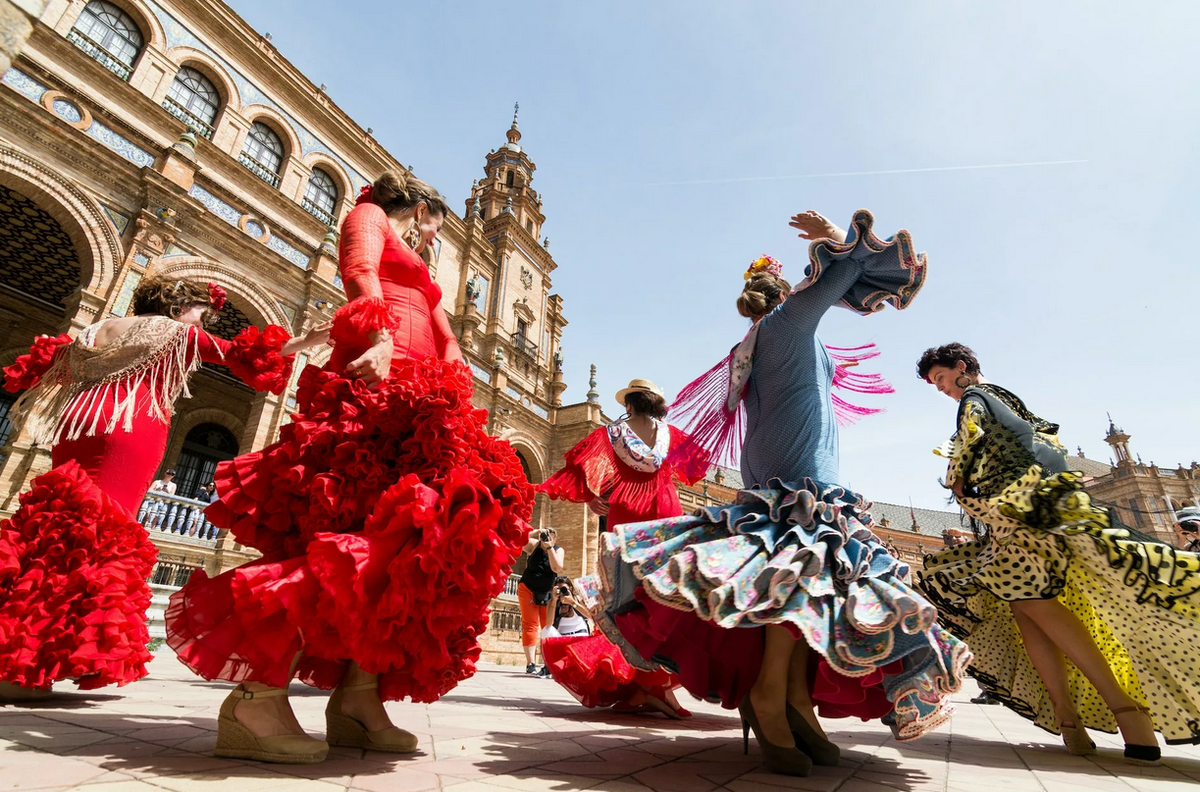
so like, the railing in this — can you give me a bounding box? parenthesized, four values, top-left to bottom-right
(161, 96, 215, 139)
(66, 29, 133, 81)
(302, 196, 335, 226)
(510, 332, 538, 359)
(150, 560, 200, 588)
(238, 152, 281, 188)
(498, 573, 521, 600)
(137, 490, 218, 541)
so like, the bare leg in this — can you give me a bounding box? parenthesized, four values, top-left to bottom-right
(749, 626, 798, 747)
(523, 644, 537, 665)
(338, 661, 395, 732)
(1009, 603, 1076, 726)
(1010, 599, 1157, 745)
(786, 645, 827, 739)
(232, 653, 307, 737)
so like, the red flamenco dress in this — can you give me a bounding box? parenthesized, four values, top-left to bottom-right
(166, 201, 535, 703)
(538, 419, 707, 710)
(0, 317, 293, 690)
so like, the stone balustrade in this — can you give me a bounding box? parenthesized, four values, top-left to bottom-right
(137, 490, 217, 541)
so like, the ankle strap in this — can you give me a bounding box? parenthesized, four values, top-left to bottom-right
(340, 682, 379, 693)
(1111, 705, 1149, 715)
(232, 685, 290, 700)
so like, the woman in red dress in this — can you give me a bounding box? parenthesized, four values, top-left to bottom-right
(539, 379, 708, 717)
(166, 172, 535, 765)
(0, 277, 309, 701)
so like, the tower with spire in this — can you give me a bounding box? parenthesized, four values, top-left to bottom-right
(464, 103, 546, 240)
(1105, 413, 1134, 467)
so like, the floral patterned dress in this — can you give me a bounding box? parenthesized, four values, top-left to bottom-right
(918, 384, 1200, 745)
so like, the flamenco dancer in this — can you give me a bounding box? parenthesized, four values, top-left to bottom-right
(538, 378, 710, 717)
(0, 277, 315, 701)
(165, 172, 534, 765)
(596, 210, 969, 776)
(916, 343, 1200, 763)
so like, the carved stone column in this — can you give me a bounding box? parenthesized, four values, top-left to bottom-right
(0, 0, 47, 76)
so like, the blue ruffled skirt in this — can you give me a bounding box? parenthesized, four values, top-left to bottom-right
(598, 478, 971, 739)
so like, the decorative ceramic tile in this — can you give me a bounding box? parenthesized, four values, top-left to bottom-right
(101, 205, 130, 234)
(85, 121, 156, 167)
(1, 68, 47, 102)
(244, 219, 264, 238)
(332, 274, 343, 289)
(146, 0, 368, 191)
(469, 361, 492, 383)
(277, 300, 296, 324)
(134, 253, 151, 266)
(267, 234, 310, 269)
(531, 403, 550, 420)
(110, 270, 143, 317)
(51, 98, 82, 123)
(163, 243, 193, 258)
(188, 184, 241, 227)
(505, 385, 524, 402)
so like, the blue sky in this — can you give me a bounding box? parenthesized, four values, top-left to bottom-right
(233, 0, 1200, 510)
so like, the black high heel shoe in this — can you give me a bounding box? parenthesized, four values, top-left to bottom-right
(738, 698, 812, 777)
(785, 703, 840, 766)
(1112, 705, 1161, 765)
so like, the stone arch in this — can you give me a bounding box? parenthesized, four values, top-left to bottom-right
(507, 436, 547, 484)
(151, 257, 290, 329)
(0, 143, 123, 301)
(240, 105, 300, 164)
(57, 0, 168, 54)
(164, 46, 242, 114)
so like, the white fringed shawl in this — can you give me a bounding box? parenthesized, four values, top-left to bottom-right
(13, 316, 209, 445)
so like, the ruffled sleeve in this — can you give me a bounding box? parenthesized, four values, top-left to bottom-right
(333, 203, 401, 342)
(3, 334, 71, 393)
(665, 425, 711, 485)
(936, 396, 989, 491)
(540, 427, 614, 503)
(201, 326, 295, 395)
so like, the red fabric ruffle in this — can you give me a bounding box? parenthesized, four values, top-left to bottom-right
(224, 325, 294, 395)
(166, 357, 533, 703)
(0, 461, 157, 689)
(542, 632, 677, 708)
(3, 334, 71, 393)
(539, 425, 710, 524)
(330, 296, 400, 346)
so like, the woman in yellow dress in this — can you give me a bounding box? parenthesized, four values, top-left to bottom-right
(916, 343, 1200, 764)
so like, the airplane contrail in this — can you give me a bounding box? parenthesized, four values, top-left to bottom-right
(643, 159, 1089, 187)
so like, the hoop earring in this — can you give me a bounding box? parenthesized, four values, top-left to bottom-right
(407, 216, 422, 251)
(955, 375, 972, 389)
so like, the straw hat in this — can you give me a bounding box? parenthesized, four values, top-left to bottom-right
(615, 378, 664, 410)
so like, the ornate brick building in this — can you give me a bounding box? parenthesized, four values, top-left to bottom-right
(0, 0, 605, 662)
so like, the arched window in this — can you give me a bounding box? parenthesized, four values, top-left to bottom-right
(239, 121, 284, 187)
(68, 1, 144, 81)
(163, 66, 220, 139)
(505, 171, 515, 187)
(172, 423, 238, 500)
(302, 167, 339, 225)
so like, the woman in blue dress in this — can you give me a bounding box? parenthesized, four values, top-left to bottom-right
(596, 210, 970, 776)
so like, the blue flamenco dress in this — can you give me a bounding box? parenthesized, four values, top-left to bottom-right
(597, 211, 970, 739)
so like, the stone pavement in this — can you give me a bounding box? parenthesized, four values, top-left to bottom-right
(1, 649, 1198, 792)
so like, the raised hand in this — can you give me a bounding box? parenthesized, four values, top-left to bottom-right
(789, 210, 846, 243)
(347, 331, 393, 386)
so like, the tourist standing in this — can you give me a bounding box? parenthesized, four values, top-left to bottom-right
(517, 527, 563, 674)
(1176, 506, 1200, 553)
(596, 211, 968, 776)
(0, 277, 317, 701)
(916, 343, 1200, 762)
(166, 172, 535, 765)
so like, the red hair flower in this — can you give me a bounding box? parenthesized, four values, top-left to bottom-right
(208, 283, 227, 312)
(356, 185, 374, 206)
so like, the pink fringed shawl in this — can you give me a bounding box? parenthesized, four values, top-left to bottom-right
(669, 322, 893, 470)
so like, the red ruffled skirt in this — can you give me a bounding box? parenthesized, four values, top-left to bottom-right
(166, 358, 534, 703)
(541, 632, 677, 708)
(617, 593, 894, 720)
(0, 461, 157, 689)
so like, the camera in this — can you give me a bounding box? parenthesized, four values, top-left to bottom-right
(539, 530, 549, 542)
(556, 584, 571, 597)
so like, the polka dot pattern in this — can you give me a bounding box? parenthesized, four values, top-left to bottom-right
(918, 389, 1200, 746)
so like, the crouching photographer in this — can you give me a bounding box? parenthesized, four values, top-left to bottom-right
(517, 527, 564, 674)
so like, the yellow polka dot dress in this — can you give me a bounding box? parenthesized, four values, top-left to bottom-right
(918, 385, 1200, 745)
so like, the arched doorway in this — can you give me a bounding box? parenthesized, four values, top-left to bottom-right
(201, 297, 253, 386)
(173, 423, 238, 499)
(0, 183, 82, 320)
